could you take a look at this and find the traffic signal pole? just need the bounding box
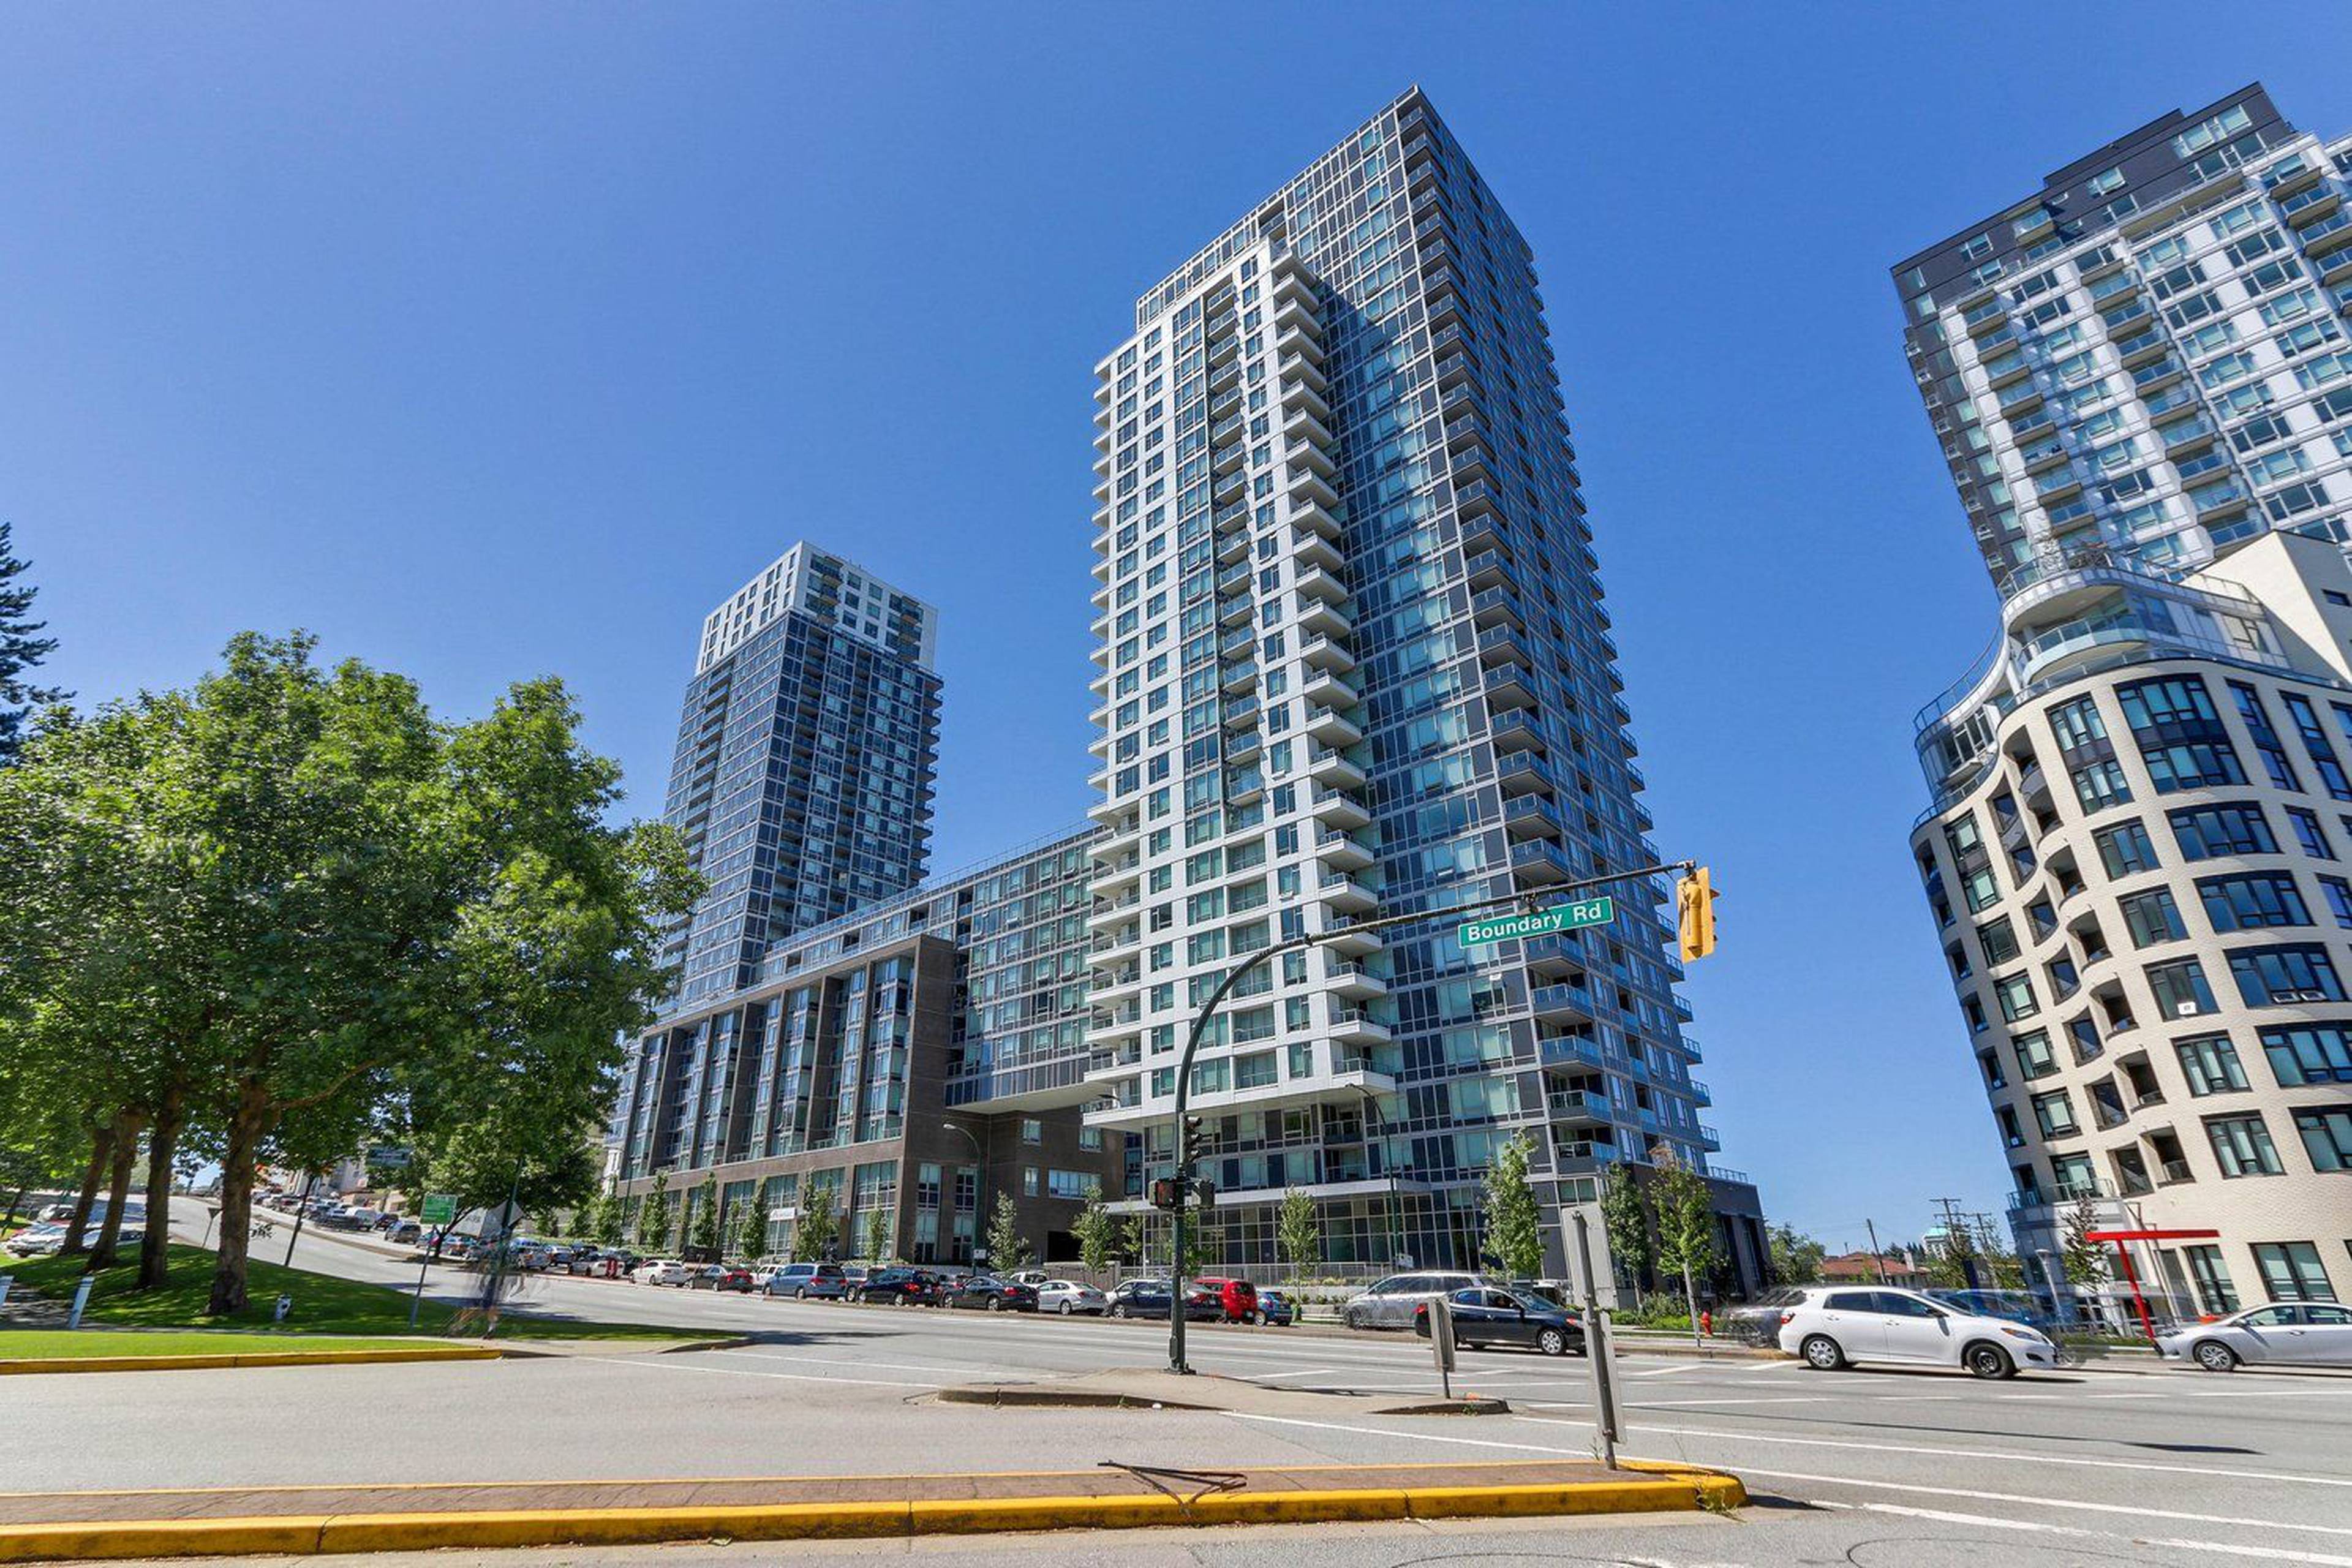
[1162,859,1698,1375]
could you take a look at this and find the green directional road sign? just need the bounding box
[1458,895,1615,948]
[420,1193,458,1225]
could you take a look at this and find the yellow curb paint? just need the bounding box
[0,1517,325,1562]
[0,1348,502,1376]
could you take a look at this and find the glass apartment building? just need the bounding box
[1904,87,2352,1310]
[1082,88,1762,1287]
[660,543,943,1008]
[609,826,1118,1264]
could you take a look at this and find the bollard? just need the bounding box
[273,1293,293,1323]
[0,1274,12,1308]
[68,1276,94,1330]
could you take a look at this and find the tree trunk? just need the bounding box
[2,1186,24,1228]
[138,1088,184,1290]
[85,1112,143,1272]
[208,1094,269,1317]
[60,1125,115,1257]
[1682,1262,1701,1348]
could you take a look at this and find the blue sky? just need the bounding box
[9,4,2351,1251]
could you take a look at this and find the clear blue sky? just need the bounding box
[9,4,2351,1251]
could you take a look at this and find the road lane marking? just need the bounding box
[1815,1499,2352,1566]
[1506,1414,2352,1490]
[606,1357,941,1390]
[1623,1396,1830,1408]
[693,1349,1006,1376]
[1771,1474,2352,1545]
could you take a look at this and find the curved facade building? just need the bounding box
[1912,532,2352,1311]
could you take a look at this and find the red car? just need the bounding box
[1192,1276,1259,1324]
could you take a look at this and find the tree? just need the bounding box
[1072,1185,1115,1274]
[863,1204,894,1264]
[984,1192,1031,1270]
[736,1187,770,1262]
[636,1170,671,1251]
[1649,1144,1719,1345]
[1274,1186,1322,1281]
[0,522,67,769]
[793,1179,839,1263]
[1479,1133,1545,1282]
[688,1172,720,1257]
[595,1191,626,1248]
[1768,1223,1827,1284]
[2059,1194,2106,1319]
[1118,1212,1148,1268]
[1598,1162,1651,1291]
[1927,1223,1981,1291]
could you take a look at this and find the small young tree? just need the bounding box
[1276,1186,1322,1281]
[1927,1221,1980,1290]
[1599,1163,1651,1292]
[636,1170,671,1251]
[688,1171,721,1257]
[1073,1185,1117,1274]
[1118,1212,1148,1268]
[2059,1194,2105,1322]
[737,1188,771,1262]
[864,1204,894,1264]
[1768,1223,1827,1284]
[984,1192,1031,1270]
[1479,1133,1545,1282]
[793,1180,839,1262]
[1649,1145,1719,1346]
[595,1191,626,1248]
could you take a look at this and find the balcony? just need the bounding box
[1307,785,1371,830]
[1503,794,1562,839]
[1290,495,1344,541]
[1297,596,1352,638]
[1329,1008,1392,1047]
[1316,871,1377,913]
[1490,707,1540,752]
[1315,828,1375,871]
[1326,959,1388,1000]
[1547,1088,1611,1124]
[1485,660,1535,710]
[1511,838,1572,884]
[1302,665,1359,708]
[1221,660,1258,694]
[1537,1033,1605,1071]
[1221,695,1261,730]
[1304,704,1362,747]
[1531,981,1594,1021]
[1496,747,1551,794]
[1299,633,1357,673]
[1464,548,1509,590]
[1471,585,1523,630]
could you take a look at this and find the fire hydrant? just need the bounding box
[1700,1308,1713,1338]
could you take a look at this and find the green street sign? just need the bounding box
[420,1193,458,1225]
[1458,896,1615,948]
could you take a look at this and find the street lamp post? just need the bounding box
[941,1119,987,1267]
[1352,1085,1405,1270]
[1162,860,1695,1376]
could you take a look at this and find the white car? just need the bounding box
[1035,1279,1107,1316]
[632,1259,688,1287]
[1776,1285,2057,1378]
[4,1223,66,1256]
[2157,1302,2352,1371]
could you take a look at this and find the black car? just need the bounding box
[858,1268,945,1306]
[1413,1286,1586,1356]
[944,1276,1038,1313]
[1104,1279,1220,1321]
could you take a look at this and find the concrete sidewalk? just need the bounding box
[0,1460,1744,1561]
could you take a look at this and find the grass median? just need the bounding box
[0,1245,720,1348]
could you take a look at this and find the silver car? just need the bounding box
[2158,1302,2352,1371]
[1340,1272,1489,1330]
[1035,1279,1107,1316]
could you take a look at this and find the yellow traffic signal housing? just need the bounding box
[1676,865,1717,961]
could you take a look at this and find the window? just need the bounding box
[2287,807,2337,859]
[2117,676,2243,792]
[2095,820,2161,877]
[1022,1166,1039,1197]
[2295,1107,2352,1172]
[2226,942,2345,1005]
[2015,1030,2058,1079]
[2318,876,2352,929]
[2032,1090,2079,1138]
[2252,1241,2335,1302]
[1994,973,2038,1022]
[2206,1113,2284,1177]
[1021,1118,1042,1144]
[2175,1034,2249,1095]
[2169,802,2274,859]
[2182,1245,2240,1314]
[2228,684,2301,792]
[2119,887,2188,947]
[1977,916,2021,966]
[2196,873,2310,931]
[2261,1023,2352,1085]
[2146,957,2218,1017]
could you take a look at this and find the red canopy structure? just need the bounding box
[2086,1228,2220,1342]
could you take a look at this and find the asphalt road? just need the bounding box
[123,1200,2352,1567]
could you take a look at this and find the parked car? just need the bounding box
[1777,1286,2057,1379]
[1340,1272,1487,1330]
[858,1268,946,1306]
[690,1265,756,1293]
[1105,1278,1219,1321]
[1717,1286,1810,1347]
[1191,1275,1259,1324]
[5,1223,65,1257]
[371,1212,403,1232]
[1035,1280,1107,1316]
[386,1219,423,1246]
[763,1262,851,1300]
[1005,1269,1053,1288]
[1253,1289,1298,1327]
[633,1259,689,1287]
[945,1276,1038,1313]
[2158,1302,2352,1370]
[1413,1286,1585,1356]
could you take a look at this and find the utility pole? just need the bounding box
[1862,1217,1890,1284]
[1931,1197,1980,1291]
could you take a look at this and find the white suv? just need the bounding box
[1777,1286,2056,1379]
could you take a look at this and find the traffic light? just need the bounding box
[1192,1176,1218,1208]
[1676,865,1717,962]
[1178,1114,1205,1167]
[1149,1177,1182,1212]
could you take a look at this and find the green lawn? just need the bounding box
[0,1329,456,1359]
[3,1245,715,1343]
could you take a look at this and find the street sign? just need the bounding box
[420,1193,458,1225]
[367,1145,412,1169]
[1458,896,1615,948]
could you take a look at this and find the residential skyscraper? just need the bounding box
[1904,86,2352,1313]
[660,543,943,1008]
[1082,88,1763,1287]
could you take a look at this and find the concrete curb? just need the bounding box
[0,1346,504,1376]
[0,1471,1745,1560]
[932,1385,1512,1416]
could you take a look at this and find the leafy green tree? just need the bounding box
[1275,1186,1322,1280]
[1072,1185,1117,1274]
[984,1191,1031,1270]
[863,1204,894,1264]
[1118,1212,1148,1268]
[595,1191,627,1248]
[2058,1196,2105,1312]
[1599,1163,1651,1291]
[1479,1133,1545,1282]
[1928,1223,1982,1291]
[1649,1144,1719,1345]
[1768,1223,1828,1284]
[737,1187,770,1262]
[793,1179,839,1262]
[0,522,66,769]
[688,1172,720,1257]
[636,1170,671,1251]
